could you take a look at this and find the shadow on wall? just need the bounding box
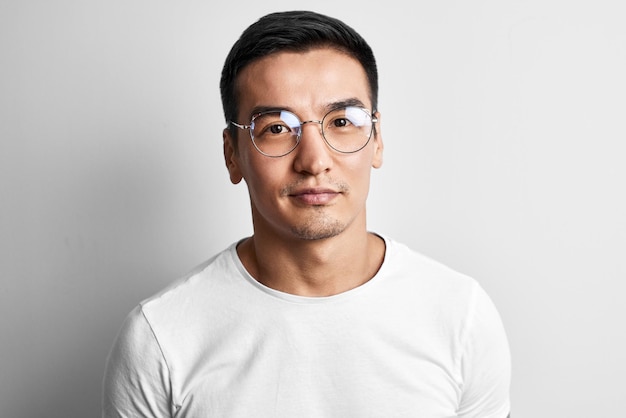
[2,127,206,417]
[9,332,110,418]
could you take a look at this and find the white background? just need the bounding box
[1,1,625,417]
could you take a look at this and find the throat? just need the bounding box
[236,233,385,297]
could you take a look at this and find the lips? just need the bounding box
[289,188,340,205]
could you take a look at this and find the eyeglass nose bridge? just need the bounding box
[297,119,324,137]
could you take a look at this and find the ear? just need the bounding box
[371,111,384,169]
[223,128,243,184]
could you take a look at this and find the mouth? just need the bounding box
[289,188,341,206]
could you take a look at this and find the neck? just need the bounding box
[236,229,385,297]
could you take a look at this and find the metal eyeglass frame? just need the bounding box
[229,106,378,157]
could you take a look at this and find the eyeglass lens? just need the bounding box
[250,106,374,156]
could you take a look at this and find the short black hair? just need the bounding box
[220,10,378,150]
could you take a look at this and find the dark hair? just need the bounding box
[220,10,378,150]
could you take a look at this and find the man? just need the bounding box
[103,10,511,418]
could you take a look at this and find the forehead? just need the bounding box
[235,47,371,117]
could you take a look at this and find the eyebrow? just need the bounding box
[324,97,367,111]
[247,97,369,119]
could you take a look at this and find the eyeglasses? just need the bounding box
[229,106,377,157]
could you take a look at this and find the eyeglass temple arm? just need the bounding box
[229,121,250,130]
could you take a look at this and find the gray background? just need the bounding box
[1,0,624,417]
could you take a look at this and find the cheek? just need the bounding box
[339,157,374,199]
[343,151,376,179]
[240,158,285,198]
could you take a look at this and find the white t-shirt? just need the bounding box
[103,237,511,417]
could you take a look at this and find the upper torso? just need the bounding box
[103,237,510,418]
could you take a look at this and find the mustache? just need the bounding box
[280,176,350,196]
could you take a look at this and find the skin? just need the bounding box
[223,47,384,297]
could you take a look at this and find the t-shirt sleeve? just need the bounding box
[102,305,173,418]
[457,284,511,418]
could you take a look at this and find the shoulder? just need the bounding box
[377,236,507,344]
[382,238,511,416]
[139,243,239,315]
[112,242,250,352]
[380,236,481,302]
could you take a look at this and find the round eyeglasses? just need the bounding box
[229,106,377,157]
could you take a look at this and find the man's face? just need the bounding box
[224,47,383,242]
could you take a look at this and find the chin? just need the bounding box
[289,218,346,241]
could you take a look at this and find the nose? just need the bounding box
[292,121,333,176]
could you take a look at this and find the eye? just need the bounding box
[332,118,351,128]
[268,124,290,134]
[253,117,293,138]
